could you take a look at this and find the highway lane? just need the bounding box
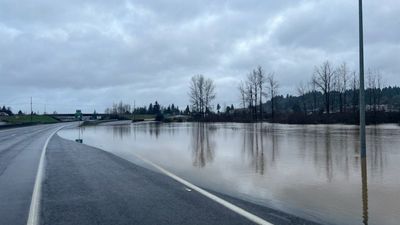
[42,135,266,225]
[41,134,320,225]
[0,124,68,225]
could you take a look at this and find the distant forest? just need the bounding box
[251,85,400,124]
[103,61,400,124]
[3,61,400,125]
[232,61,400,124]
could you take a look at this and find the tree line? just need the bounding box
[0,106,27,116]
[103,61,399,124]
[0,106,14,116]
[104,101,187,116]
[186,61,400,124]
[295,61,389,115]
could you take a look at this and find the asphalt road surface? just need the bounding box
[0,124,321,225]
[0,124,68,225]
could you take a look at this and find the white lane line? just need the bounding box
[26,125,68,225]
[134,155,274,225]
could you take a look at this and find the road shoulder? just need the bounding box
[41,135,321,225]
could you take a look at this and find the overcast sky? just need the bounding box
[1,0,399,113]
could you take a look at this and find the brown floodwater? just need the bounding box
[59,122,400,225]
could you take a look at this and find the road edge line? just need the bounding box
[134,155,274,225]
[26,125,67,225]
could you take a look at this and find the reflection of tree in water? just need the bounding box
[310,126,335,182]
[191,123,215,168]
[112,125,131,140]
[148,122,161,139]
[307,125,386,182]
[130,122,170,139]
[368,127,385,176]
[241,123,279,175]
[324,126,333,182]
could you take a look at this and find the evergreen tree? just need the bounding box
[184,105,190,115]
[153,101,161,114]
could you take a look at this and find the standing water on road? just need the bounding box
[59,122,400,225]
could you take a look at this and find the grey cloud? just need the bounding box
[0,0,399,113]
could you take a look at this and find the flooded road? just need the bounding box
[59,122,400,225]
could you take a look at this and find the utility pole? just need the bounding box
[133,100,136,121]
[359,0,366,158]
[30,97,33,122]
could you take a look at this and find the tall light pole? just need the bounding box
[359,0,366,158]
[358,2,369,224]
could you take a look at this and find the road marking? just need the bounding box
[134,155,274,225]
[26,125,68,225]
[185,187,192,192]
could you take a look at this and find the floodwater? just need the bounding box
[59,122,400,225]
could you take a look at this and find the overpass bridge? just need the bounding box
[51,113,107,122]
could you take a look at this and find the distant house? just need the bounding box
[168,115,190,122]
[0,112,9,116]
[366,104,389,112]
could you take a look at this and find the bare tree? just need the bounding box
[246,81,254,116]
[367,69,385,121]
[341,63,349,112]
[376,70,383,110]
[367,68,377,112]
[332,70,340,113]
[267,73,279,119]
[256,66,266,120]
[105,108,111,114]
[310,75,318,113]
[338,62,349,112]
[240,66,267,121]
[106,101,131,115]
[351,71,359,114]
[370,69,384,112]
[189,74,216,117]
[297,81,308,115]
[247,71,258,119]
[238,81,247,109]
[189,75,202,113]
[204,78,216,113]
[313,61,335,114]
